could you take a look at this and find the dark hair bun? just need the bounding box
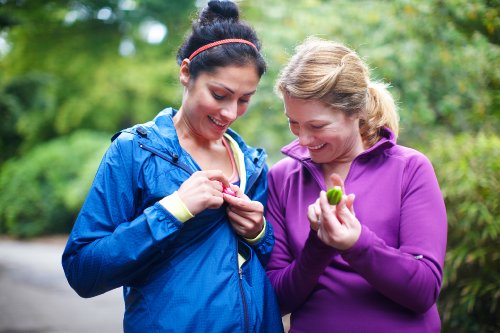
[176,0,266,77]
[199,1,239,25]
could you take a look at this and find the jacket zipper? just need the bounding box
[139,143,193,175]
[238,263,250,333]
[239,153,262,332]
[144,138,252,332]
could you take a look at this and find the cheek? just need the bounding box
[195,94,218,112]
[237,105,248,117]
[289,123,299,136]
[319,131,342,145]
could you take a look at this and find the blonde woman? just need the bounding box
[266,37,447,333]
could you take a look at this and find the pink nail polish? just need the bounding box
[223,186,236,196]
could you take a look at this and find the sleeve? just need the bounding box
[243,218,267,243]
[61,136,184,298]
[265,166,337,315]
[159,191,194,222]
[341,153,448,313]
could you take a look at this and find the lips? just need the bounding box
[307,143,326,150]
[208,115,227,128]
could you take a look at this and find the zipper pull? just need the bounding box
[238,267,243,279]
[137,126,148,138]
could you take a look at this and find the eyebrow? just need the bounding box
[285,113,327,124]
[212,82,256,96]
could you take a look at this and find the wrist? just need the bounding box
[159,191,194,223]
[243,217,266,244]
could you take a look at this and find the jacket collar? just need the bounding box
[113,107,266,172]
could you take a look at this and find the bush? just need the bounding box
[0,130,109,237]
[425,132,499,332]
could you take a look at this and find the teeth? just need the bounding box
[308,143,325,150]
[209,116,226,127]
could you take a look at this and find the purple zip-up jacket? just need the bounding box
[266,128,447,333]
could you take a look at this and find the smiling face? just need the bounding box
[284,94,364,164]
[177,61,260,142]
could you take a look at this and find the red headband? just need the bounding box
[188,38,257,61]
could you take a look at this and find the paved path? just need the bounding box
[0,237,123,333]
[0,237,290,333]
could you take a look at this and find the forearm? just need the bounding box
[267,230,337,314]
[62,203,182,298]
[342,226,443,313]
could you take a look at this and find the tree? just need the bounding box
[424,133,499,333]
[0,0,195,161]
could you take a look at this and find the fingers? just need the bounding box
[223,185,265,238]
[195,177,224,199]
[225,196,263,215]
[227,209,264,237]
[329,173,348,199]
[327,173,355,215]
[336,194,359,229]
[228,183,244,197]
[329,173,344,189]
[346,193,356,215]
[223,186,255,212]
[308,203,321,231]
[203,170,230,188]
[313,197,321,218]
[177,171,227,215]
[307,204,318,223]
[318,191,338,232]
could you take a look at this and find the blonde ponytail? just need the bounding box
[360,82,399,147]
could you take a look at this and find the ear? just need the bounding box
[179,59,191,87]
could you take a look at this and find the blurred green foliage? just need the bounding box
[0,130,109,237]
[234,0,499,157]
[0,0,498,331]
[424,133,499,333]
[0,0,192,162]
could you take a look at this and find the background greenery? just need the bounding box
[0,0,498,331]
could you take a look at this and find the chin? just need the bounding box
[309,156,324,164]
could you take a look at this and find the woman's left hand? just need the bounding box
[223,184,265,239]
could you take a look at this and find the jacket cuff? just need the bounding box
[159,191,194,223]
[243,217,267,244]
[298,229,338,272]
[340,225,371,258]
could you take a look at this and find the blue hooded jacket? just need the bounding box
[62,108,284,332]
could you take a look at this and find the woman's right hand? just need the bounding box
[176,170,230,216]
[307,173,360,250]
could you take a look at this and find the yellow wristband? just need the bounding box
[244,218,267,244]
[159,191,194,223]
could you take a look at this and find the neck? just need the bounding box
[174,108,223,150]
[321,135,365,184]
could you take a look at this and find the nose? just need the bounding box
[297,129,315,147]
[220,101,238,122]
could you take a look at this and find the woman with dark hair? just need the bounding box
[266,37,447,332]
[62,1,283,332]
